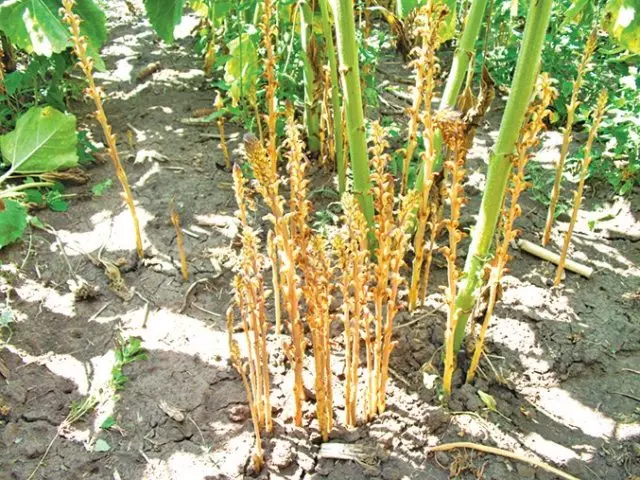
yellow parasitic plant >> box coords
[369,122,418,416]
[467,74,556,383]
[243,127,305,427]
[438,114,469,396]
[230,165,273,434]
[554,90,608,286]
[301,235,334,440]
[542,28,597,246]
[335,194,370,425]
[214,91,231,169]
[169,199,189,281]
[62,0,143,258]
[407,2,447,311]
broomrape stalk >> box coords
[62,0,143,258]
[260,0,279,170]
[318,0,346,193]
[244,127,305,426]
[467,74,556,383]
[335,194,370,424]
[554,90,607,286]
[229,338,264,472]
[302,235,334,440]
[407,3,445,312]
[369,122,418,415]
[415,0,490,190]
[439,118,468,395]
[299,0,321,153]
[329,0,375,228]
[451,0,553,353]
[542,28,597,246]
[169,199,189,281]
[231,166,273,433]
[214,92,231,169]
[418,194,444,306]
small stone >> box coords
[556,212,571,223]
[434,451,450,467]
[271,439,294,469]
[516,463,536,478]
[228,404,250,422]
[297,450,316,472]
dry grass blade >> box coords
[61,0,143,258]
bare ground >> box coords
[1,3,639,480]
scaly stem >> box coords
[554,90,607,286]
[451,0,553,353]
[542,28,597,246]
[329,0,375,228]
[467,73,555,383]
[62,0,143,258]
[169,200,189,281]
[415,0,489,189]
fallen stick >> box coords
[517,239,593,278]
[427,442,579,480]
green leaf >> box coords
[142,0,186,43]
[91,179,113,196]
[562,0,594,27]
[45,191,68,212]
[93,438,111,452]
[0,106,78,174]
[0,199,28,249]
[100,416,116,430]
[478,390,498,412]
[224,33,259,106]
[603,0,640,53]
[0,0,107,60]
[436,0,457,42]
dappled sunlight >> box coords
[139,433,253,480]
[54,204,154,256]
[521,432,594,463]
[14,279,76,317]
[119,307,228,366]
[533,387,617,438]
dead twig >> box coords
[427,442,579,480]
[179,278,214,313]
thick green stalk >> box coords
[299,0,321,153]
[451,0,553,352]
[415,0,488,192]
[440,0,489,111]
[319,0,346,194]
[329,0,374,226]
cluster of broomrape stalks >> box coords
[228,105,418,468]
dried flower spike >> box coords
[61,0,143,258]
[169,199,189,281]
[542,27,598,246]
[554,90,607,286]
[467,74,556,383]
